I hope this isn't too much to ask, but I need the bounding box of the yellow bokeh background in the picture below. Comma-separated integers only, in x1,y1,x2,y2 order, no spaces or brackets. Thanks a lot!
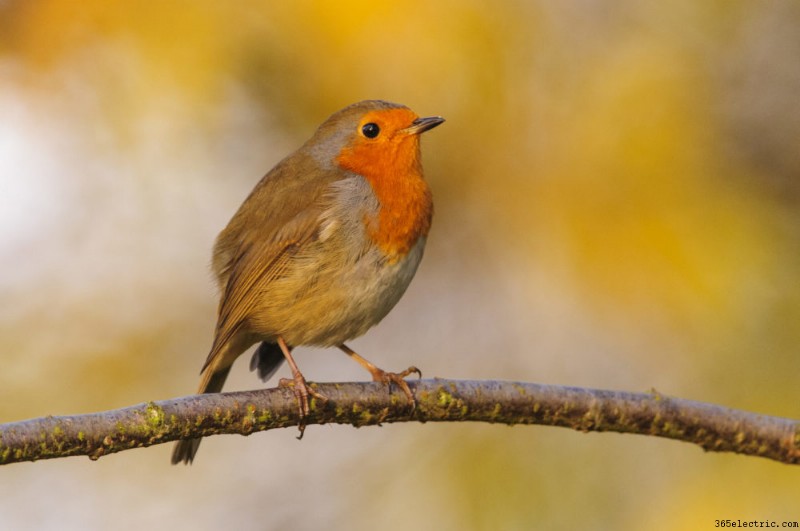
1,1,798,529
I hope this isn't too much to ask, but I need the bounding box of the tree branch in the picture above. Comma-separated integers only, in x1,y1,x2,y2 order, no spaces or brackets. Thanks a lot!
1,379,798,465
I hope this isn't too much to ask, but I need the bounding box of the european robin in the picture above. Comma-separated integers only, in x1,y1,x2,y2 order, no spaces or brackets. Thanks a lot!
171,100,444,464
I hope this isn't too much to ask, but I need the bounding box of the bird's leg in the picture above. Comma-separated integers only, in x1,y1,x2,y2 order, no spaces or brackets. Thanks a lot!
276,336,327,438
338,344,421,409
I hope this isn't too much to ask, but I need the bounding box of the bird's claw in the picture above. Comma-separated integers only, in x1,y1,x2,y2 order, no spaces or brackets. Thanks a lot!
368,366,421,411
279,372,328,438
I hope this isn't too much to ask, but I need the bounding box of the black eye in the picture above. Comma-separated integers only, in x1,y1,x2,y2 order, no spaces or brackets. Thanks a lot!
362,123,380,139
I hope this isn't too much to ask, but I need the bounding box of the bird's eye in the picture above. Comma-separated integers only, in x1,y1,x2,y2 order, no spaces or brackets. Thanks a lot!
362,123,380,139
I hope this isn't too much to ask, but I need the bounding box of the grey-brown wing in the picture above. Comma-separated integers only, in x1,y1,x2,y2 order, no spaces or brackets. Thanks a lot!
200,153,339,372
211,152,337,288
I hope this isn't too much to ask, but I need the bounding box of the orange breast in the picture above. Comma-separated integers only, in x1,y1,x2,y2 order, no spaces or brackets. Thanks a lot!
336,126,433,261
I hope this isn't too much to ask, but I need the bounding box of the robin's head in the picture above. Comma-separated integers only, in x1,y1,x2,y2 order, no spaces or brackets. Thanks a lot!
308,100,444,259
307,100,444,179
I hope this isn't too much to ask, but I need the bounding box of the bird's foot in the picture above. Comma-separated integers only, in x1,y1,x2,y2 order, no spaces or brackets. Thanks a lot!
367,365,421,410
338,344,421,411
278,372,327,439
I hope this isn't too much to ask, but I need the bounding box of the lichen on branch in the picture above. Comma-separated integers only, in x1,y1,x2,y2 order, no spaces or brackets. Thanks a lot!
1,379,798,466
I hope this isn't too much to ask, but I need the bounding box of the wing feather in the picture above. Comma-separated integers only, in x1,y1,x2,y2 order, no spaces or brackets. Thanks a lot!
200,152,341,373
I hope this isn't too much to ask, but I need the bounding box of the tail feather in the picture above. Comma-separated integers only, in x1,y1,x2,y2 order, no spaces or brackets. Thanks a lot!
249,341,286,382
171,341,287,465
170,364,232,465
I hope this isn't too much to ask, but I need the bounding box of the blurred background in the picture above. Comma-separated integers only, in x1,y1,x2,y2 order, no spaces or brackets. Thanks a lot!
1,1,799,529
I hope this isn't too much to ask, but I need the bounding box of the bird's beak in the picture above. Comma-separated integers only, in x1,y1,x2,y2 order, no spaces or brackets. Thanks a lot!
403,116,445,135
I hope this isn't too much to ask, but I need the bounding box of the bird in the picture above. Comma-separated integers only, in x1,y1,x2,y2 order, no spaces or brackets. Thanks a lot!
171,100,444,464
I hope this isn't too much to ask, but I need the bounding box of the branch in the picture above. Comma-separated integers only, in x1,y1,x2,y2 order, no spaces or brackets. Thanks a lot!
1,379,798,466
